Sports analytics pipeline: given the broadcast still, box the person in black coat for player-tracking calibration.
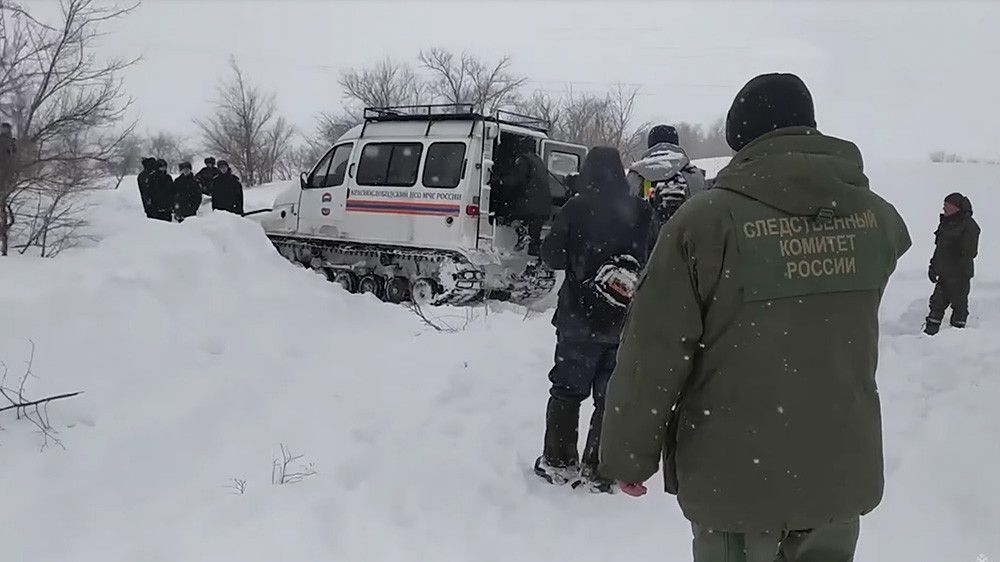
[146,158,174,222]
[534,146,658,492]
[196,156,220,196]
[493,138,552,256]
[210,160,244,215]
[137,157,157,218]
[925,192,980,334]
[173,161,202,221]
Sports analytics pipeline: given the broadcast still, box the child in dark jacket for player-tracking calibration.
[925,192,980,334]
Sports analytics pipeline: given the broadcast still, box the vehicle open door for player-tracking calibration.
[540,139,587,208]
[475,121,500,250]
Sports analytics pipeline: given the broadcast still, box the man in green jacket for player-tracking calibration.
[599,73,911,562]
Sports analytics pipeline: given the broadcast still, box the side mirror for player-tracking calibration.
[300,171,308,189]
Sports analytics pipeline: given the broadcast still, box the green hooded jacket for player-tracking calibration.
[599,127,911,532]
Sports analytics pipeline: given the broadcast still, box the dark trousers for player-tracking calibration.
[146,209,172,222]
[543,340,617,468]
[927,276,971,327]
[692,519,860,562]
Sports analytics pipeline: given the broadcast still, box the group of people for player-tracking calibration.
[137,156,244,222]
[490,124,709,257]
[531,72,981,562]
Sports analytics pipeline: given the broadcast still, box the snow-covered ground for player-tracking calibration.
[0,159,997,561]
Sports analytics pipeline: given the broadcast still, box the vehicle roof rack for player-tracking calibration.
[362,104,550,134]
[491,109,549,132]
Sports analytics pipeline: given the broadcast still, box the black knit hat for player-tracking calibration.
[179,161,192,170]
[647,124,679,148]
[216,160,229,169]
[204,157,216,165]
[726,73,816,151]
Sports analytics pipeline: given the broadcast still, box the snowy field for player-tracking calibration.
[0,158,998,561]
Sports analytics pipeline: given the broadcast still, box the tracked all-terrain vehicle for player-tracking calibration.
[255,104,587,305]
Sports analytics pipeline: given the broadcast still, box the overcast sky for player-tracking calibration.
[38,0,1000,160]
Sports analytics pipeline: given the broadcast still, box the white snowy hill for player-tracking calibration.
[0,158,997,561]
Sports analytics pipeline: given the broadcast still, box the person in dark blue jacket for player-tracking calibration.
[534,146,658,493]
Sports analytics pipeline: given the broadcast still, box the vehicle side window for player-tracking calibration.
[423,142,466,188]
[308,143,352,188]
[547,151,580,176]
[308,148,335,188]
[357,143,423,187]
[324,144,353,187]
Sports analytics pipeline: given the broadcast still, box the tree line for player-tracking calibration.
[0,0,730,257]
[130,50,733,186]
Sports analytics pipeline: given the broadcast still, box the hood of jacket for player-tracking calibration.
[578,146,629,196]
[629,142,692,183]
[713,127,870,217]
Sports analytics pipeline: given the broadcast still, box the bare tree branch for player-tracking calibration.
[0,0,136,256]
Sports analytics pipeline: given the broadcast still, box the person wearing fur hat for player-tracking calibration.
[173,162,202,222]
[137,157,158,218]
[144,158,174,221]
[210,160,244,215]
[925,192,980,334]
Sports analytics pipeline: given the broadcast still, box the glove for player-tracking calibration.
[928,265,938,284]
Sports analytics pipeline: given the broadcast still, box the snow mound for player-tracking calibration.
[693,156,732,179]
[0,161,998,561]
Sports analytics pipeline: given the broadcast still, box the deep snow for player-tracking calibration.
[0,159,997,562]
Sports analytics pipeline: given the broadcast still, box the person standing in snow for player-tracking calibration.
[137,157,158,218]
[210,160,244,215]
[534,146,657,493]
[600,74,911,561]
[925,192,980,335]
[627,124,707,224]
[196,156,220,197]
[173,162,202,222]
[146,158,175,222]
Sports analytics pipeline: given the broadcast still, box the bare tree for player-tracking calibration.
[519,85,645,158]
[145,130,194,167]
[339,57,424,112]
[515,91,561,131]
[418,48,527,113]
[103,131,142,187]
[196,58,295,186]
[0,0,137,257]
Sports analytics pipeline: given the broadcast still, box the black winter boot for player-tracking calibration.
[535,397,581,485]
[573,407,615,494]
[924,318,941,336]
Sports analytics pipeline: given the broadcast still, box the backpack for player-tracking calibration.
[648,165,699,223]
[576,254,642,329]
